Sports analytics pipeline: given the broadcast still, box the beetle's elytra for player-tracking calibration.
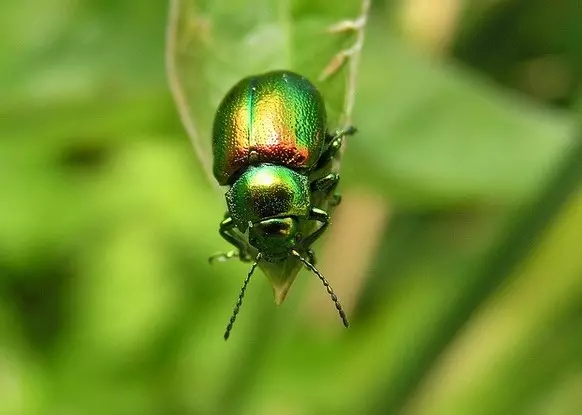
[209,70,356,339]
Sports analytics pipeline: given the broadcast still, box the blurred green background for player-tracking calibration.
[1,0,582,414]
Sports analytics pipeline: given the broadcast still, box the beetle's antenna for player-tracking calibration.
[224,252,262,340]
[291,250,349,328]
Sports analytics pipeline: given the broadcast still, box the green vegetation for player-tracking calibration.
[1,0,581,414]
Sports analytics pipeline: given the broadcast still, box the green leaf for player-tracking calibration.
[167,0,367,313]
[167,0,362,183]
[367,129,582,414]
[3,1,582,415]
[345,24,575,207]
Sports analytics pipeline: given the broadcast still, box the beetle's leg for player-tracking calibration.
[311,173,341,207]
[311,173,339,193]
[317,126,357,169]
[209,215,252,263]
[302,208,330,248]
[208,250,240,263]
[306,248,317,265]
[327,125,357,144]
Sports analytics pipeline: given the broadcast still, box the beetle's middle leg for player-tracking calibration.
[209,214,252,263]
[302,180,339,264]
[311,172,341,207]
[316,125,357,170]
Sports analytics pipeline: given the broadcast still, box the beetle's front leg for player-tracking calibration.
[302,208,330,248]
[209,215,252,263]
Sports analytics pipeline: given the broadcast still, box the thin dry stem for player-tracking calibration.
[319,0,371,129]
[166,0,216,185]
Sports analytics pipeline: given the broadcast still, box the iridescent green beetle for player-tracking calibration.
[210,70,356,339]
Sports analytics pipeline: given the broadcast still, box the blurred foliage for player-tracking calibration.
[1,0,581,414]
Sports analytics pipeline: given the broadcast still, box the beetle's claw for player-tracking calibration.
[330,194,342,207]
[209,250,238,264]
[345,125,357,136]
[306,249,317,266]
[239,250,253,263]
[208,249,254,264]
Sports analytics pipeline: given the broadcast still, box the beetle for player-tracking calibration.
[208,70,356,339]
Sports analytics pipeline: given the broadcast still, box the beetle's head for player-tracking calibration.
[248,216,299,261]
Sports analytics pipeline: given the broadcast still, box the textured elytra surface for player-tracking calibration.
[212,70,327,185]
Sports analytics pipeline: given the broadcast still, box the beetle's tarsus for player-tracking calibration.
[317,126,356,169]
[329,126,357,139]
[302,208,330,248]
[209,249,253,264]
[217,215,254,263]
[306,249,317,266]
[209,250,238,263]
[311,173,339,193]
[311,173,341,209]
